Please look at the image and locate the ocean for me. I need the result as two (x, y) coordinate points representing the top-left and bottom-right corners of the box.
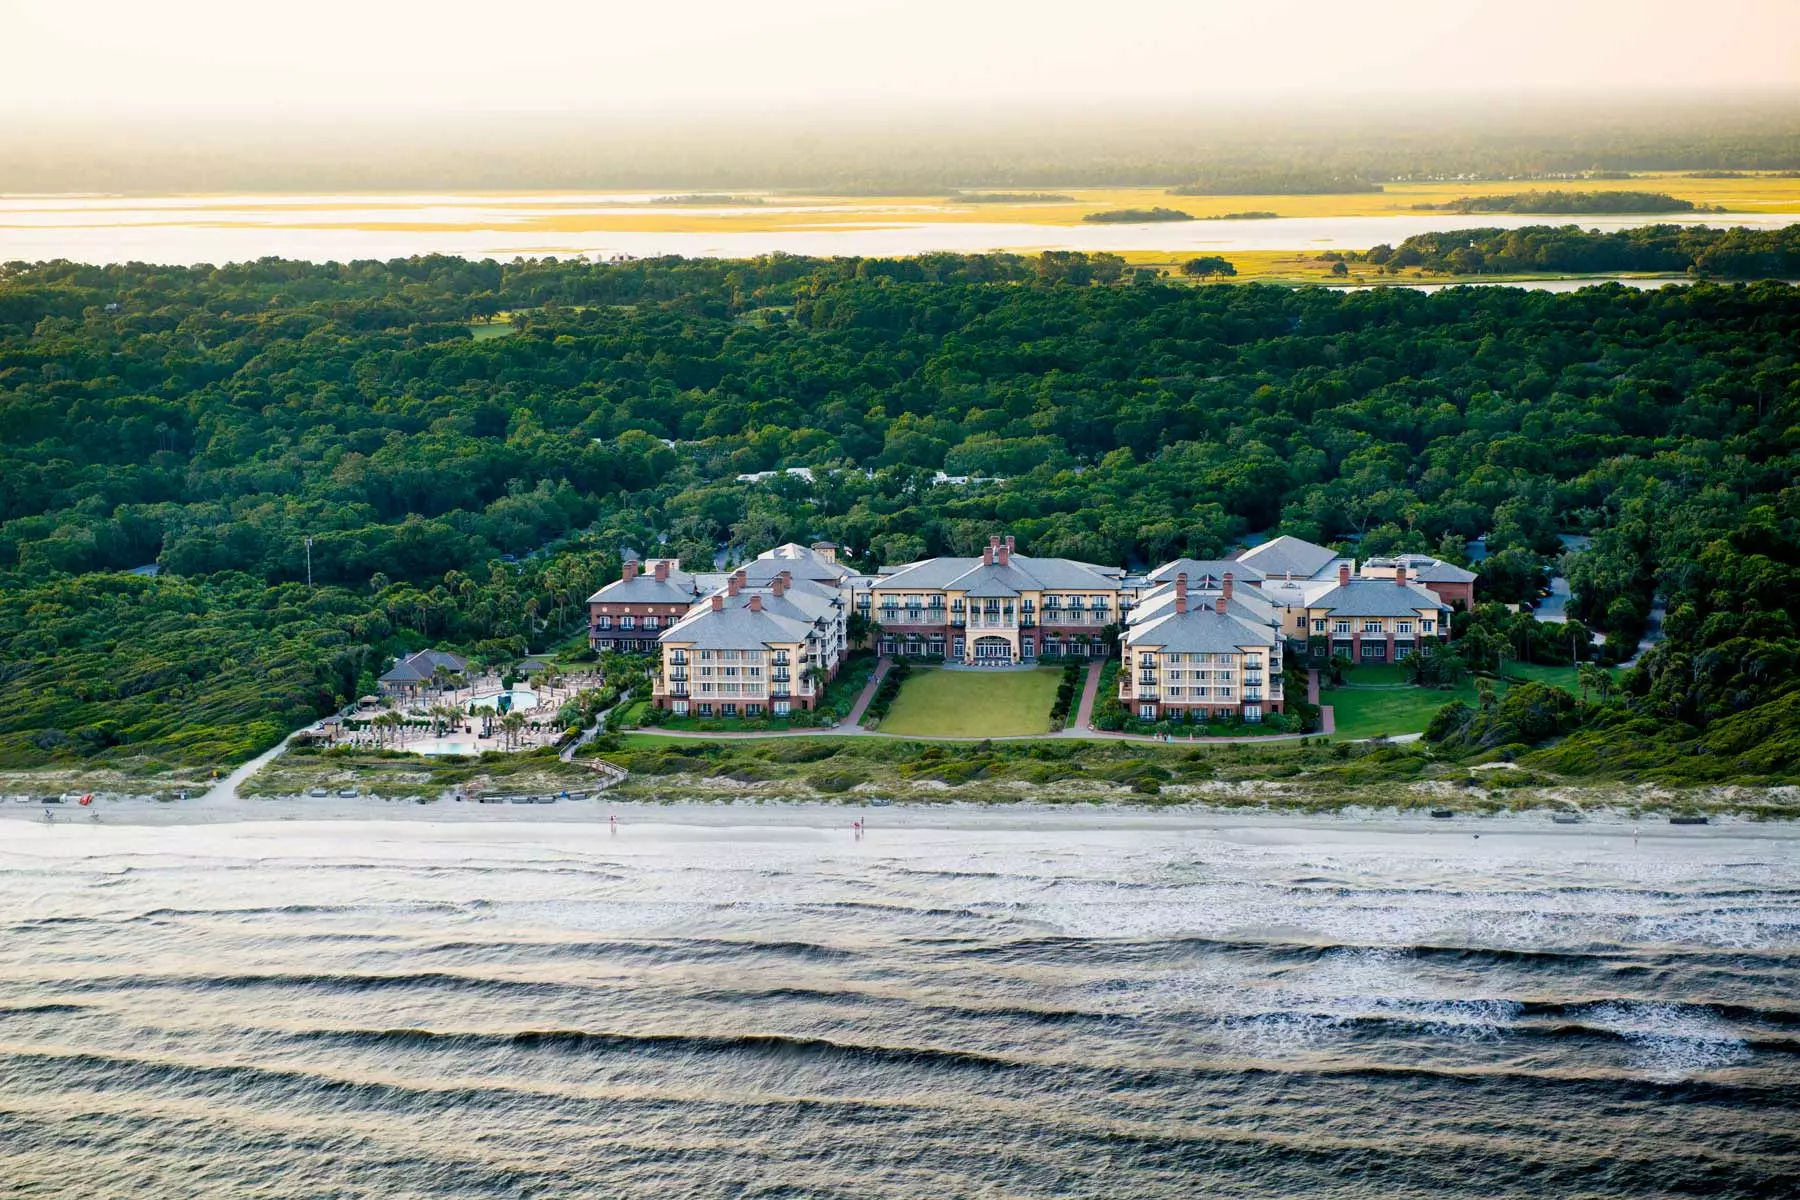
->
(1, 811), (1795, 1197)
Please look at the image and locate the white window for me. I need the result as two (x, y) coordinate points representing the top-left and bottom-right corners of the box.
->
(1244, 705), (1262, 723)
(774, 700), (790, 716)
(1362, 620), (1382, 633)
(1423, 620), (1436, 634)
(1312, 619), (1326, 632)
(1139, 704), (1156, 720)
(673, 701), (689, 715)
(1333, 620), (1350, 635)
(620, 615), (635, 630)
(596, 616), (612, 630)
(1397, 621), (1413, 634)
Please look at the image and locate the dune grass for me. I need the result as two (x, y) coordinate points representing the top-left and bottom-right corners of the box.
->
(878, 667), (1063, 737)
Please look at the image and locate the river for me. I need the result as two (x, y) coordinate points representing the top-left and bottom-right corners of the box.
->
(2, 809), (1794, 1197)
(2, 193), (1797, 263)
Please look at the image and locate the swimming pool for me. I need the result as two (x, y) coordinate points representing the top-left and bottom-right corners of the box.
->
(468, 686), (538, 714)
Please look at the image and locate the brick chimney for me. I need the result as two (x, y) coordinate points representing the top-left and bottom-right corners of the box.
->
(1222, 572), (1234, 602)
(1395, 565), (1408, 587)
(1175, 572), (1188, 615)
(983, 545), (994, 566)
(998, 537), (1011, 568)
(1215, 591), (1228, 615)
(772, 575), (787, 597)
(780, 569), (793, 588)
(727, 576), (741, 597)
(654, 560), (669, 582)
(711, 594), (724, 612)
(623, 559), (639, 581)
(1338, 563), (1351, 587)
(749, 594), (763, 612)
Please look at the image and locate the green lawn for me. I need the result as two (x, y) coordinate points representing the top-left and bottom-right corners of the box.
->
(878, 667), (1063, 737)
(1501, 662), (1615, 692)
(1325, 679), (1482, 740)
(1338, 664), (1412, 687)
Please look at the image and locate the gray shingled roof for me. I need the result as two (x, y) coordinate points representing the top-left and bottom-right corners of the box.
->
(1365, 554), (1478, 583)
(1236, 535), (1338, 580)
(1130, 585), (1278, 628)
(379, 648), (469, 683)
(753, 543), (852, 581)
(871, 553), (1120, 594)
(661, 604), (813, 649)
(587, 567), (704, 606)
(1147, 558), (1264, 586)
(1126, 607), (1275, 654)
(1308, 579), (1447, 618)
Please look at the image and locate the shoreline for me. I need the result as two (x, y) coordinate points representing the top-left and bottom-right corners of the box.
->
(4, 789), (1795, 832)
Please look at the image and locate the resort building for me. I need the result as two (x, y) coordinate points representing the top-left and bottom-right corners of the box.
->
(586, 558), (705, 653)
(1118, 573), (1283, 721)
(853, 535), (1124, 664)
(1292, 563), (1449, 664)
(1358, 553), (1478, 610)
(654, 564), (849, 717)
(1231, 535), (1476, 613)
(377, 648), (469, 697)
(627, 530), (1475, 718)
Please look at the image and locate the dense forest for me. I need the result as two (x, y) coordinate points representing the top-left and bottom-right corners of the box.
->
(1417, 190), (1701, 214)
(2, 254), (1798, 779)
(1358, 223), (1800, 277)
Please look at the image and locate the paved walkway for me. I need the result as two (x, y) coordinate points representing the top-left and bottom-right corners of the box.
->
(1307, 669), (1337, 736)
(1070, 660), (1104, 732)
(844, 657), (892, 727)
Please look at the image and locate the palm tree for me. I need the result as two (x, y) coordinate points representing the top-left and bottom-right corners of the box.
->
(1576, 662), (1602, 705)
(474, 704), (499, 741)
(501, 711), (527, 750)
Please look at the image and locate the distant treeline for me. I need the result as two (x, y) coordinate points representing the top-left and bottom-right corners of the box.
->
(946, 191), (1075, 203)
(1415, 190), (1706, 214)
(1170, 170), (1382, 195)
(650, 194), (764, 205)
(1355, 223), (1800, 277)
(1082, 207), (1194, 223)
(10, 100), (1800, 193)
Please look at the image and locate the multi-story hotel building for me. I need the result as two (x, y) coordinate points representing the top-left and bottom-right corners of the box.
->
(646, 543), (852, 717)
(853, 535), (1124, 664)
(586, 559), (704, 654)
(1119, 573), (1283, 721)
(616, 531), (1472, 719)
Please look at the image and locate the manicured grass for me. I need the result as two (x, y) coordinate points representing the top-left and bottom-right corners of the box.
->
(468, 322), (516, 341)
(878, 667), (1063, 737)
(1502, 662), (1615, 692)
(1325, 680), (1482, 740)
(1339, 664), (1412, 687)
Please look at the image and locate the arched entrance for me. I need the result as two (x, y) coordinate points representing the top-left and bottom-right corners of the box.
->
(973, 636), (1012, 664)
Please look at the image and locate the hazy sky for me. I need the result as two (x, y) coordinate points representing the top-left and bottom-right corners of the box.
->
(5, 0), (1798, 114)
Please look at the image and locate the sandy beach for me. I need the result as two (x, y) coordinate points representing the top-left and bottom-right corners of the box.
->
(4, 788), (1795, 848)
